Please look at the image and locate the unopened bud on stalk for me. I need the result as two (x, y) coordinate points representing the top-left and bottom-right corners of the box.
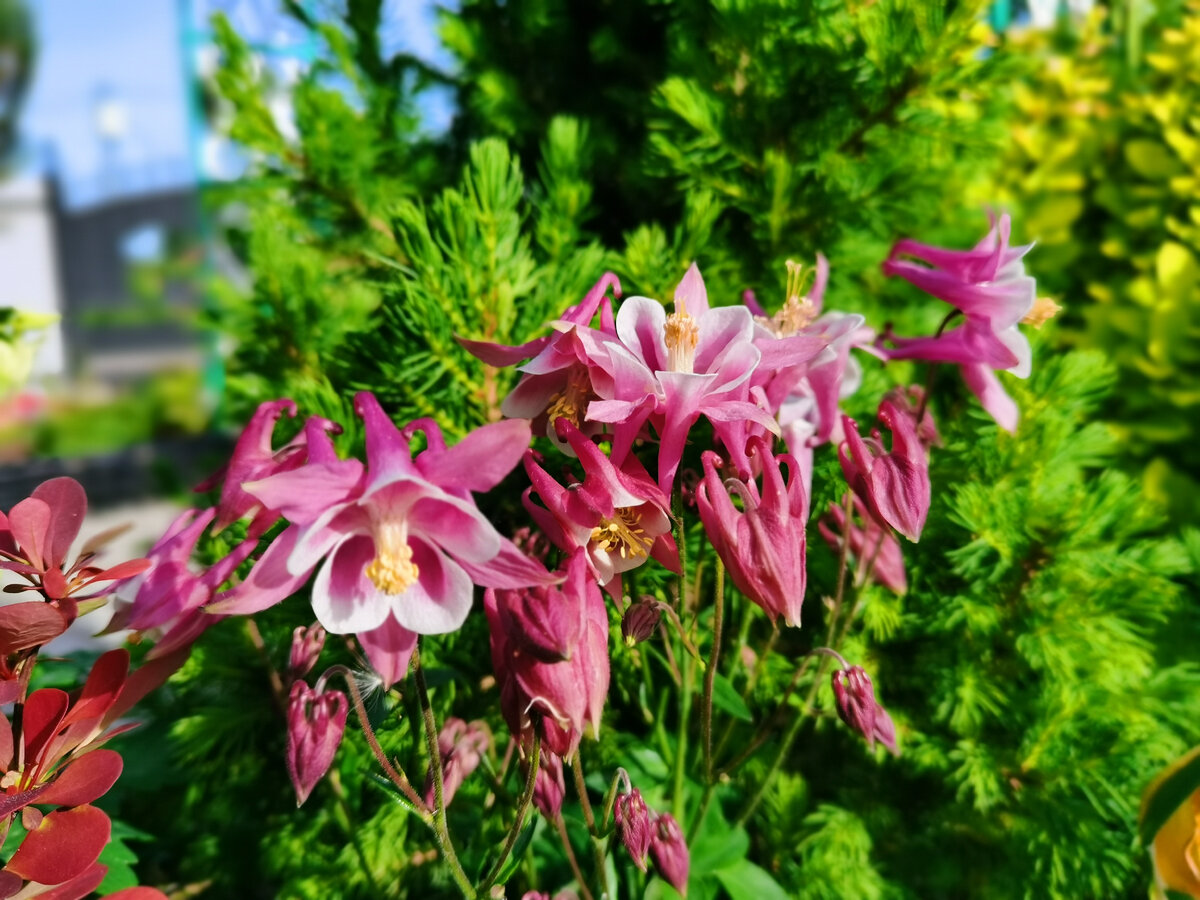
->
(622, 597), (662, 646)
(533, 751), (566, 819)
(650, 812), (691, 896)
(288, 623), (326, 682)
(832, 664), (899, 755)
(614, 787), (654, 871)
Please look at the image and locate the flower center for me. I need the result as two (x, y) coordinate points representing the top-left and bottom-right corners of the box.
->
(1020, 296), (1062, 330)
(664, 299), (700, 374)
(545, 366), (592, 427)
(590, 507), (655, 560)
(365, 518), (420, 595)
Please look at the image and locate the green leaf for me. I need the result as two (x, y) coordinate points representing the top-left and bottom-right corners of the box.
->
(479, 820), (536, 887)
(691, 826), (750, 875)
(1139, 744), (1200, 847)
(713, 859), (791, 900)
(711, 673), (753, 722)
(1125, 139), (1183, 179)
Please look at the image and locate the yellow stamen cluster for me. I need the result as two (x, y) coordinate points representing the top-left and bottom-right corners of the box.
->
(756, 259), (818, 337)
(365, 520), (420, 595)
(1021, 297), (1063, 330)
(590, 507), (654, 560)
(545, 366), (592, 427)
(664, 299), (700, 374)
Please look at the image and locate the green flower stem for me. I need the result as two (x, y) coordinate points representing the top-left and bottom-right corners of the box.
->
(690, 558), (726, 839)
(554, 811), (596, 900)
(572, 749), (611, 899)
(324, 665), (430, 818)
(671, 485), (694, 823)
(414, 646), (477, 900)
(478, 734), (541, 894)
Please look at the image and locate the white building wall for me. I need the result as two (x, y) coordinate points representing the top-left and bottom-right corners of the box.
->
(0, 175), (67, 377)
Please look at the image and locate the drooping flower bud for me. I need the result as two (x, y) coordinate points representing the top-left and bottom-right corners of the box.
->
(622, 597), (662, 646)
(533, 751), (566, 819)
(650, 812), (690, 895)
(832, 665), (899, 755)
(839, 398), (930, 543)
(614, 787), (654, 871)
(818, 494), (907, 595)
(288, 624), (326, 682)
(286, 680), (349, 806)
(424, 718), (489, 808)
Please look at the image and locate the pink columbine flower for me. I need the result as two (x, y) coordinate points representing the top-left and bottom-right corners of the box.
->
(484, 551), (610, 757)
(286, 679), (348, 806)
(818, 495), (908, 595)
(214, 392), (552, 642)
(423, 718), (489, 808)
(839, 398), (931, 544)
(695, 438), (809, 628)
(523, 419), (677, 595)
(459, 273), (623, 450)
(0, 477), (150, 618)
(832, 664), (899, 755)
(879, 213), (1054, 433)
(588, 263), (779, 492)
(195, 399), (339, 538)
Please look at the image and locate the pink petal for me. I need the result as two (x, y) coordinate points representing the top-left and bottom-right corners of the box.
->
(357, 615), (418, 689)
(391, 542), (474, 634)
(695, 306), (756, 375)
(6, 805), (111, 885)
(674, 262), (709, 316)
(615, 297), (667, 372)
(355, 392), (419, 489)
(207, 526), (313, 615)
(407, 495), (502, 565)
(457, 334), (548, 367)
(310, 535), (392, 634)
(962, 363), (1019, 433)
(457, 538), (560, 590)
(416, 418), (531, 494)
(244, 460), (364, 526)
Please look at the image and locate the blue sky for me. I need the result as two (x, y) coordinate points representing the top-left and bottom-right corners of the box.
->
(20, 0), (452, 203)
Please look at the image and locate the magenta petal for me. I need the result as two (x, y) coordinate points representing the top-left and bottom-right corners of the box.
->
(407, 495), (503, 565)
(39, 749), (123, 807)
(674, 262), (709, 316)
(355, 392), (419, 489)
(208, 526), (313, 615)
(31, 477), (87, 569)
(6, 805), (111, 886)
(357, 616), (418, 689)
(962, 363), (1019, 433)
(457, 539), (559, 590)
(417, 419), (531, 494)
(310, 535), (392, 635)
(457, 334), (548, 367)
(8, 496), (51, 570)
(244, 459), (364, 526)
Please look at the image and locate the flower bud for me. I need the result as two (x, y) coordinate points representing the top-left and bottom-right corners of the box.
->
(832, 665), (899, 755)
(650, 812), (690, 895)
(286, 680), (348, 806)
(288, 623), (326, 682)
(533, 751), (566, 819)
(614, 788), (653, 871)
(424, 718), (489, 808)
(622, 597), (662, 646)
